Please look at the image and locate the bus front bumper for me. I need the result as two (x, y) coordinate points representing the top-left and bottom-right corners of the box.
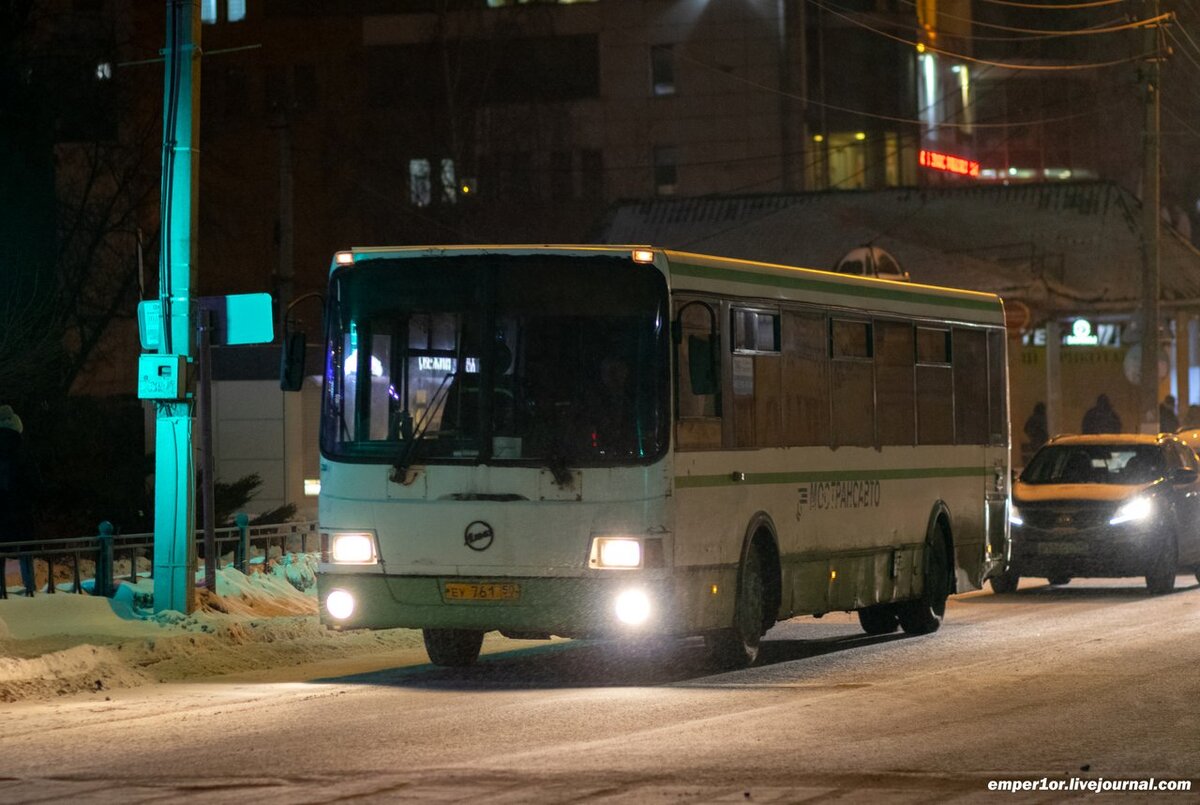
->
(318, 572), (683, 638)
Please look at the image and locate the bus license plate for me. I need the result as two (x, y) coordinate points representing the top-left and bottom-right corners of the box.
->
(444, 582), (522, 602)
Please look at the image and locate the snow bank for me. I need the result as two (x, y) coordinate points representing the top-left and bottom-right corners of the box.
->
(0, 558), (432, 703)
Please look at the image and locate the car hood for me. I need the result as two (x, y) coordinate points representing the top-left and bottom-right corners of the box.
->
(1014, 481), (1156, 503)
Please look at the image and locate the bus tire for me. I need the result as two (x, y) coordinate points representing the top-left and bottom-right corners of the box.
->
(1047, 574), (1071, 586)
(898, 521), (951, 635)
(705, 546), (766, 667)
(423, 628), (485, 667)
(1145, 534), (1178, 595)
(857, 604), (900, 635)
(989, 569), (1020, 594)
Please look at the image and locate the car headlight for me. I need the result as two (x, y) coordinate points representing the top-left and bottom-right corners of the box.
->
(330, 532), (377, 564)
(1110, 496), (1153, 526)
(1010, 505), (1024, 527)
(589, 537), (642, 569)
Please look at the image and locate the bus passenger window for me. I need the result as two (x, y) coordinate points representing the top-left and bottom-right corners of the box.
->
(987, 329), (1008, 445)
(831, 319), (874, 447)
(875, 320), (915, 445)
(953, 328), (989, 445)
(782, 311), (830, 447)
(676, 300), (721, 449)
(916, 327), (953, 444)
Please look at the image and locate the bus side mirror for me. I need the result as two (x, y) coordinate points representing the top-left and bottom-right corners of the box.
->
(688, 335), (718, 395)
(280, 330), (306, 392)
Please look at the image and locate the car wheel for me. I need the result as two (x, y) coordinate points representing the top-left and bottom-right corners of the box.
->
(1145, 535), (1178, 595)
(1047, 574), (1072, 586)
(989, 569), (1020, 594)
(705, 545), (766, 667)
(857, 604), (900, 635)
(898, 523), (951, 635)
(423, 628), (485, 667)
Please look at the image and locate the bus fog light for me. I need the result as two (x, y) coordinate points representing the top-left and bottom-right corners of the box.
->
(615, 589), (651, 625)
(326, 589), (356, 620)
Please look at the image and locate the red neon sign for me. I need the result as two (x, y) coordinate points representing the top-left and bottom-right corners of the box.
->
(919, 149), (980, 177)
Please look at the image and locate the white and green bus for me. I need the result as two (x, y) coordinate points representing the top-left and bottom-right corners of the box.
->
(302, 245), (1010, 667)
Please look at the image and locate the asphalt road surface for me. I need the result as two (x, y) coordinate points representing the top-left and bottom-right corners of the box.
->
(3, 576), (1199, 803)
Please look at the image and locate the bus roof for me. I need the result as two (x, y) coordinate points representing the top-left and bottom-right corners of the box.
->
(330, 245), (1005, 325)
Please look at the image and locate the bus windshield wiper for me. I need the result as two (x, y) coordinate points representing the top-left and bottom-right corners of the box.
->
(391, 371), (455, 481)
(546, 448), (574, 488)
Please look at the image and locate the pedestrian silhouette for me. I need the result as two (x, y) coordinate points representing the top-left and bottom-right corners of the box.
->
(1081, 394), (1122, 434)
(1159, 395), (1180, 432)
(1023, 402), (1049, 454)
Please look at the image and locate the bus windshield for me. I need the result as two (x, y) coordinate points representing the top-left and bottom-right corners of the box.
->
(320, 253), (669, 467)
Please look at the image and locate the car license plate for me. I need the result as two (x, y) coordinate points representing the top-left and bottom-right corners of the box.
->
(1037, 542), (1085, 556)
(443, 582), (521, 602)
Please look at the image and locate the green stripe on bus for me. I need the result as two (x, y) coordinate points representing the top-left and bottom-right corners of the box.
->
(675, 465), (991, 488)
(669, 261), (1003, 313)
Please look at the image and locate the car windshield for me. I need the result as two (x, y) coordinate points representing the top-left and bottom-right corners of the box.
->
(320, 253), (669, 467)
(1021, 444), (1164, 485)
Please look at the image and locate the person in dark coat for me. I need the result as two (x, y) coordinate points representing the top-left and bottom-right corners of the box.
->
(0, 406), (39, 595)
(1160, 395), (1180, 432)
(1023, 402), (1049, 453)
(1081, 394), (1122, 434)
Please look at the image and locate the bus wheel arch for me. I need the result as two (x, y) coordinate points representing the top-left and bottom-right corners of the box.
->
(705, 513), (780, 667)
(741, 512), (782, 633)
(898, 505), (955, 635)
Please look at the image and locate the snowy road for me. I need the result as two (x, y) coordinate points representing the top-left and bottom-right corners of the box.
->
(3, 577), (1199, 803)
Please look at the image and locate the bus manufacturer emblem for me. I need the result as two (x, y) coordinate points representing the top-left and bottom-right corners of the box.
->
(464, 520), (495, 551)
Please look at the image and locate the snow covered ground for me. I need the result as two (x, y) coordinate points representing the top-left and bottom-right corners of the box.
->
(0, 555), (469, 703)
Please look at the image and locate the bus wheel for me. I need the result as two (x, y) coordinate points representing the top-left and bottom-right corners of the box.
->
(705, 547), (766, 667)
(423, 628), (485, 667)
(1145, 535), (1178, 595)
(989, 569), (1020, 594)
(1047, 574), (1071, 586)
(857, 604), (900, 635)
(898, 523), (951, 635)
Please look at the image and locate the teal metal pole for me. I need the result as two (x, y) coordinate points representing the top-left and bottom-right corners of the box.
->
(96, 521), (114, 598)
(152, 0), (200, 614)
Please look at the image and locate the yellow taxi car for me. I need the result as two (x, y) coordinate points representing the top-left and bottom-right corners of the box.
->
(995, 433), (1200, 594)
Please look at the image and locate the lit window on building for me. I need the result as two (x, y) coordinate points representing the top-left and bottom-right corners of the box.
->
(410, 159), (432, 207)
(653, 146), (678, 196)
(440, 158), (457, 205)
(95, 62), (112, 80)
(202, 0), (246, 24)
(651, 45), (675, 96)
(827, 133), (866, 189)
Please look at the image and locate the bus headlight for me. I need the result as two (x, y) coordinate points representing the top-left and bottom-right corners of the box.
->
(590, 537), (641, 569)
(325, 589), (356, 620)
(1110, 496), (1153, 526)
(615, 588), (651, 625)
(331, 532), (376, 564)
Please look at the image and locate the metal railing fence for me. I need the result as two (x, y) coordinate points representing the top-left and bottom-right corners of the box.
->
(0, 518), (317, 600)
